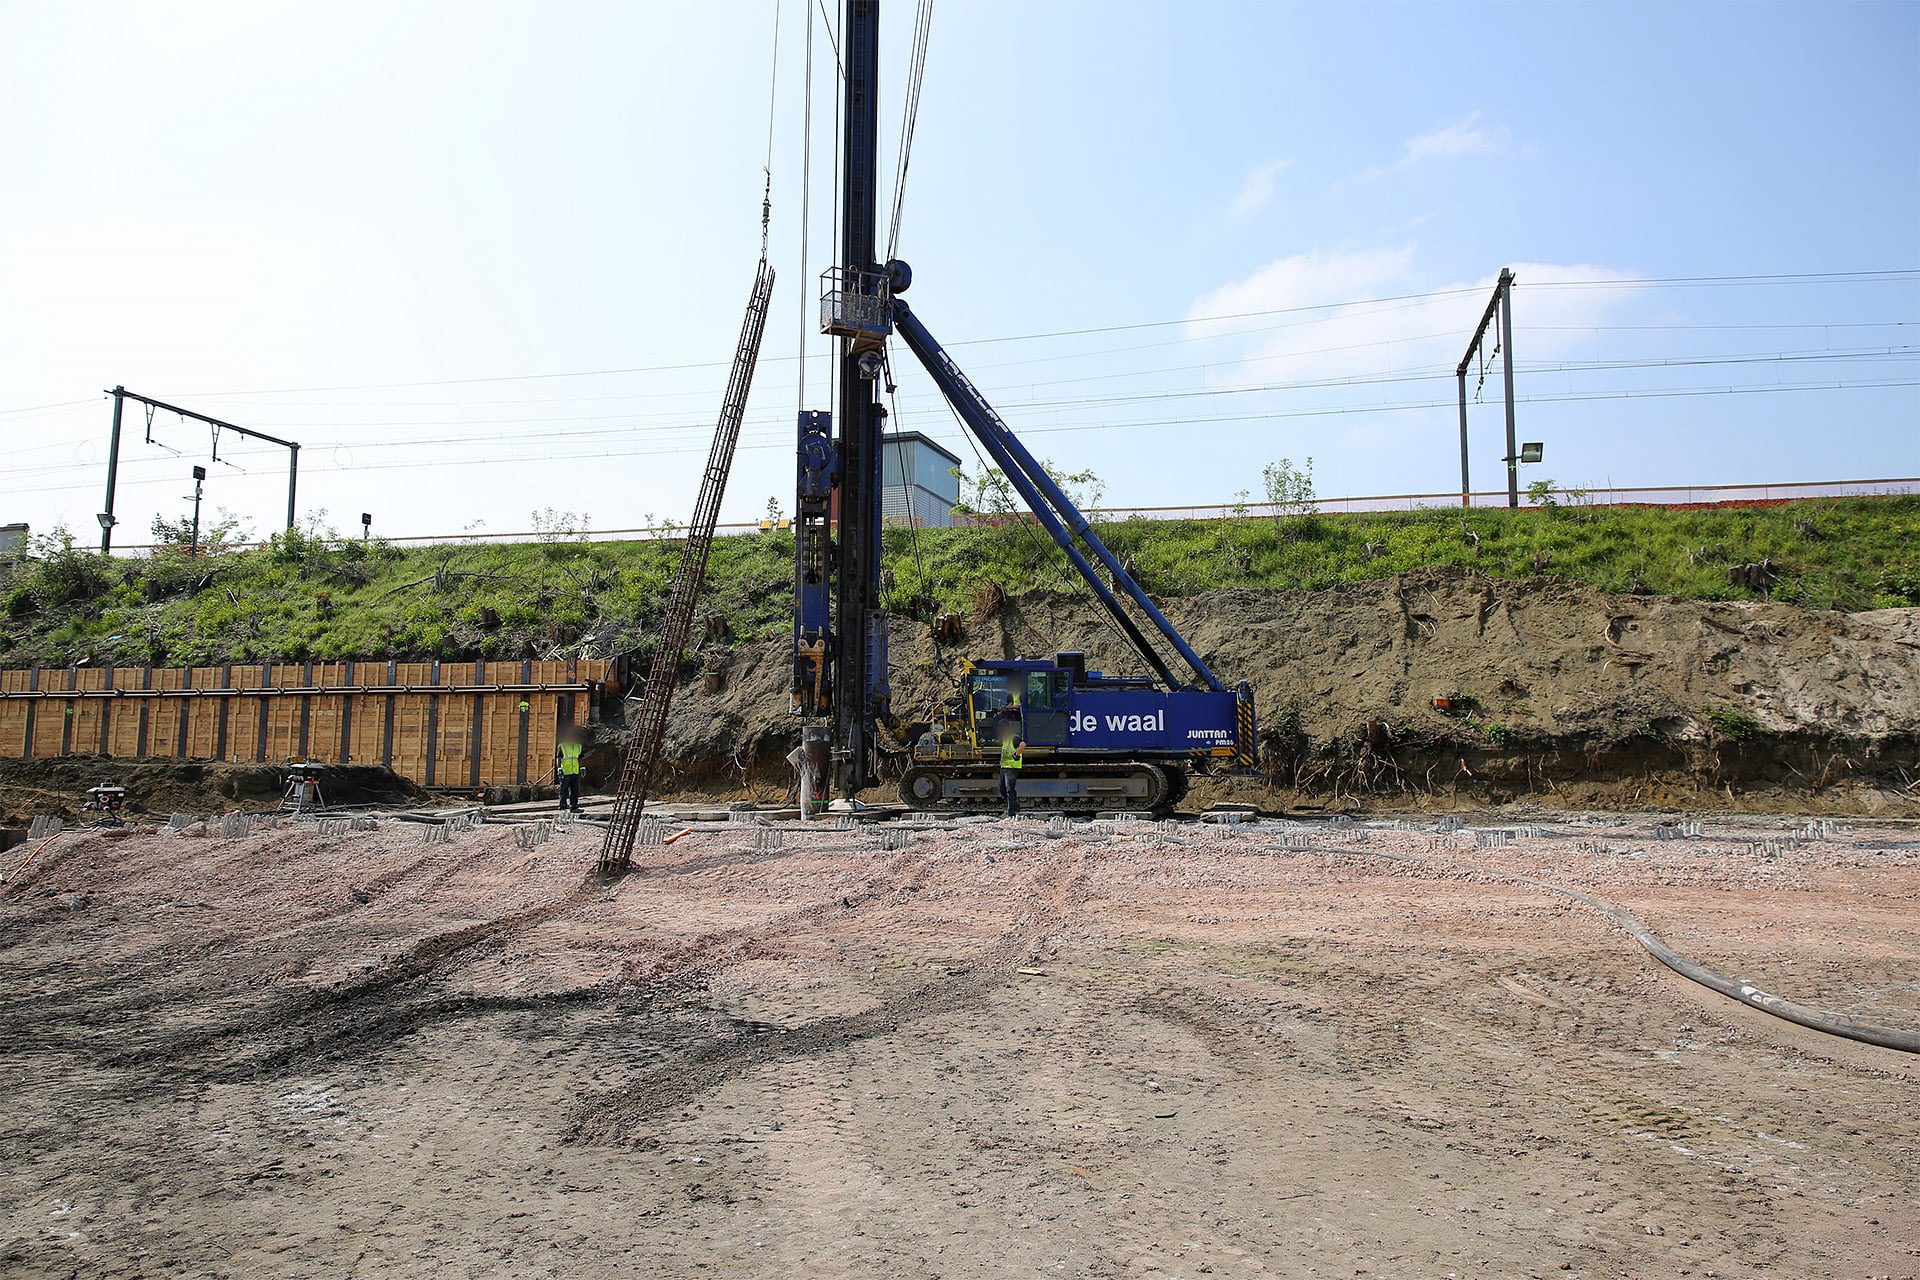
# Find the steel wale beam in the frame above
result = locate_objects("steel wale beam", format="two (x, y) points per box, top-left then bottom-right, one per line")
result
(892, 299), (1224, 693)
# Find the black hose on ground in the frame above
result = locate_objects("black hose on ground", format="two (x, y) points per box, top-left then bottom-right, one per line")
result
(1326, 846), (1920, 1056)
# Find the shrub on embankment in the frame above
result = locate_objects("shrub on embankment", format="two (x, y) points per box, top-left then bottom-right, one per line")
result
(0, 496), (1916, 669)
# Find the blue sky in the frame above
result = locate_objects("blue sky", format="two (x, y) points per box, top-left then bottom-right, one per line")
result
(2, 0), (1915, 543)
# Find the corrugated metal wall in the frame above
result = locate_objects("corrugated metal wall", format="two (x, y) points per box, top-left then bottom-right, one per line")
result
(880, 485), (955, 528)
(0, 658), (609, 789)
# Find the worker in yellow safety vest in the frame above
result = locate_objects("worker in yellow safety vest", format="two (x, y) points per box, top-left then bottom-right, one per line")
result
(554, 726), (584, 813)
(998, 725), (1024, 817)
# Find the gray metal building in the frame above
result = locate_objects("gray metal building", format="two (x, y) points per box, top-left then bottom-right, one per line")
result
(880, 432), (961, 528)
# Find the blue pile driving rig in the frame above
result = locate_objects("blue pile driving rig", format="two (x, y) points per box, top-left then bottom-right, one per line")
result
(791, 0), (1256, 814)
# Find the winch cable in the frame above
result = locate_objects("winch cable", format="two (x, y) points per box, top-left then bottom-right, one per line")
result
(881, 346), (947, 719)
(884, 0), (934, 263)
(763, 0), (782, 213)
(883, 348), (931, 595)
(795, 0), (815, 418)
(814, 0), (844, 77)
(1324, 844), (1920, 1055)
(595, 7), (782, 875)
(871, 0), (1171, 688)
(878, 0), (1174, 702)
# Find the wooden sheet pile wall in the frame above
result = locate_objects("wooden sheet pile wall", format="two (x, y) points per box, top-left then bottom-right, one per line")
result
(0, 658), (611, 789)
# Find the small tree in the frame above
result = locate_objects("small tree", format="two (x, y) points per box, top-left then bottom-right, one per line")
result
(24, 527), (115, 608)
(149, 507), (252, 556)
(765, 496), (783, 526)
(949, 460), (1105, 518)
(530, 508), (590, 542)
(1045, 459), (1106, 514)
(1261, 456), (1316, 539)
(949, 464), (1018, 517)
(1527, 478), (1558, 509)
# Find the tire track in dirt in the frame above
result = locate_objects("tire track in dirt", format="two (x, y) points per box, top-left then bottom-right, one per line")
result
(0, 844), (473, 1033)
(73, 840), (954, 1081)
(228, 844), (916, 1081)
(606, 844), (935, 996)
(105, 880), (606, 1078)
(568, 844), (1094, 1146)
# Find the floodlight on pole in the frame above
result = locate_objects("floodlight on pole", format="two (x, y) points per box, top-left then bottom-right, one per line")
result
(360, 512), (372, 542)
(1519, 442), (1543, 464)
(188, 465), (207, 555)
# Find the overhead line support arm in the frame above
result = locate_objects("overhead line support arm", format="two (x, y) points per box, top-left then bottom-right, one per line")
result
(102, 387), (305, 537)
(1454, 268), (1517, 509)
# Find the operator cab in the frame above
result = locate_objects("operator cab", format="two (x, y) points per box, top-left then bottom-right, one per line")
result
(962, 653), (1105, 748)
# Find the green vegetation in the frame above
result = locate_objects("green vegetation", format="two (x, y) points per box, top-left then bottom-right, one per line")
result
(1261, 456), (1317, 537)
(1707, 707), (1764, 742)
(887, 494), (1920, 615)
(0, 496), (1915, 668)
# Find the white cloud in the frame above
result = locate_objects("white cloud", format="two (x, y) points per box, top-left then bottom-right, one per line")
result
(1382, 204), (1458, 235)
(1361, 112), (1506, 181)
(1178, 254), (1641, 499)
(1186, 253), (1643, 387)
(1187, 247), (1417, 332)
(1228, 158), (1293, 219)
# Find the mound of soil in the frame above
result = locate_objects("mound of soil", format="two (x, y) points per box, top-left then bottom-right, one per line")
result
(0, 757), (426, 822)
(651, 567), (1920, 814)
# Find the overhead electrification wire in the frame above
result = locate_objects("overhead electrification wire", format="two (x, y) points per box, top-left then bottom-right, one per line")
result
(1529, 268), (1919, 290)
(1533, 320), (1918, 333)
(0, 398), (96, 417)
(143, 287), (1496, 399)
(38, 343), (1897, 450)
(141, 314), (1914, 416)
(7, 378), (1913, 503)
(150, 271), (1915, 402)
(159, 292), (1500, 414)
(11, 351), (1914, 486)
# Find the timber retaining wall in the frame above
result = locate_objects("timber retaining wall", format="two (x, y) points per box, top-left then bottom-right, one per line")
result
(0, 659), (613, 789)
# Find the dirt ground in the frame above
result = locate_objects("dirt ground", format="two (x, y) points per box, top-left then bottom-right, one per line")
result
(2, 811), (1917, 1279)
(0, 758), (424, 826)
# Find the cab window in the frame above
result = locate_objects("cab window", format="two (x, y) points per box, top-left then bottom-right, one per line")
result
(1025, 671), (1063, 710)
(970, 674), (1013, 723)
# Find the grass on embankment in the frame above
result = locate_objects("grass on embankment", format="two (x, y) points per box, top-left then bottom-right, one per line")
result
(2, 496), (1916, 668)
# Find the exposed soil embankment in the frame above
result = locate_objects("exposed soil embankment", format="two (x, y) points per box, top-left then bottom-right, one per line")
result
(650, 568), (1920, 814)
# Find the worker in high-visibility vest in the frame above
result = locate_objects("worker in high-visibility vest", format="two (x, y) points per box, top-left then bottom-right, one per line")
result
(554, 726), (584, 813)
(998, 726), (1024, 817)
